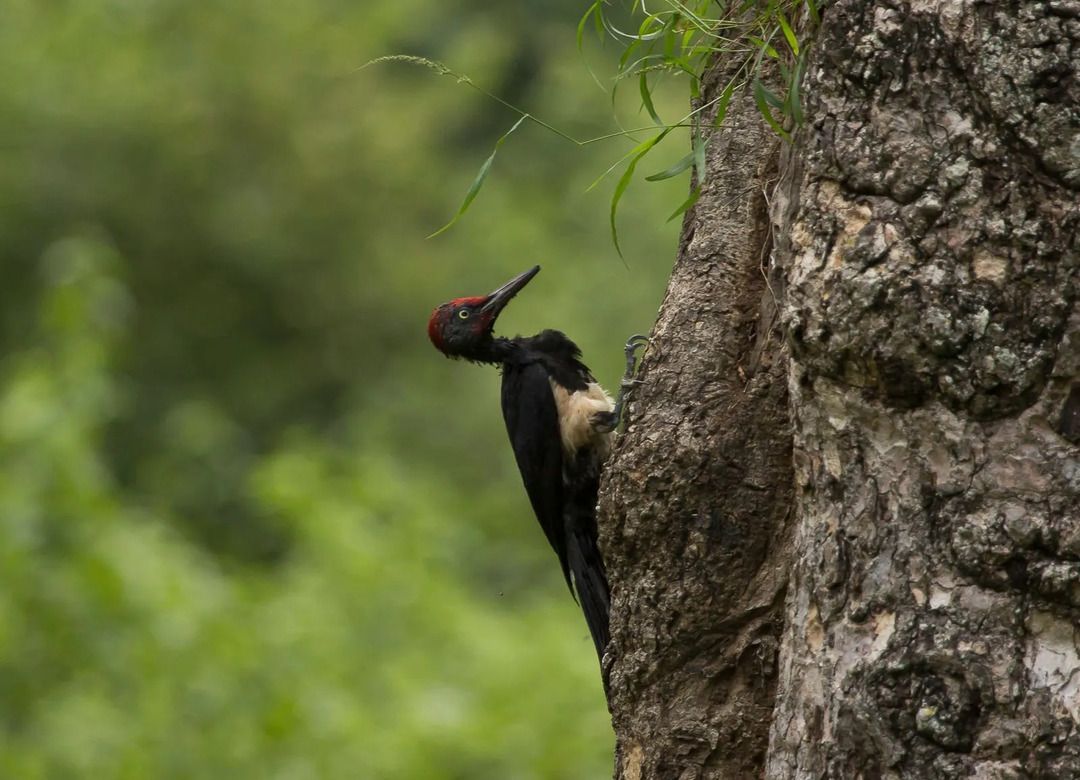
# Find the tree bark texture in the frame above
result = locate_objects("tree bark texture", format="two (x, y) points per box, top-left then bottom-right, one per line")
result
(601, 0), (1080, 778)
(598, 58), (794, 779)
(769, 0), (1080, 777)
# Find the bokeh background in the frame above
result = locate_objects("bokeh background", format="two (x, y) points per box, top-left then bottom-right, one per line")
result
(0, 1), (686, 777)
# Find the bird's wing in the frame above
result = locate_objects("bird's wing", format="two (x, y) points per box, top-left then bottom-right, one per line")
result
(501, 360), (572, 593)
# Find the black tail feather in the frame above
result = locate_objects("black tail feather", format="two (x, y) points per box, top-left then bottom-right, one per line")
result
(562, 450), (611, 661)
(567, 524), (611, 660)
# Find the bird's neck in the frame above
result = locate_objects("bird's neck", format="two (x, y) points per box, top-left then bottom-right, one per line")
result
(465, 335), (516, 365)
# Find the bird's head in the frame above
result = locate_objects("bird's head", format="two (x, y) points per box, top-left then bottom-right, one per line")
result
(428, 265), (540, 360)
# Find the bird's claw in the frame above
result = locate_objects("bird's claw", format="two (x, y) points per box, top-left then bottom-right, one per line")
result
(611, 334), (651, 432)
(623, 334), (650, 370)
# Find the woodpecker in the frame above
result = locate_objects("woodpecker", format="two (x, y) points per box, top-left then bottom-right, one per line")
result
(427, 265), (646, 660)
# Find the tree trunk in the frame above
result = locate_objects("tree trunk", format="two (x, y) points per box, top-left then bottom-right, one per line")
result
(600, 0), (1080, 778)
(598, 55), (795, 778)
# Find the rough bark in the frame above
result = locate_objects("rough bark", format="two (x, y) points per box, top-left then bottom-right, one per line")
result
(769, 0), (1080, 776)
(601, 0), (1080, 778)
(598, 59), (794, 779)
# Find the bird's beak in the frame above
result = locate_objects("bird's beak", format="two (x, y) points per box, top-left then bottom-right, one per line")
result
(480, 265), (540, 317)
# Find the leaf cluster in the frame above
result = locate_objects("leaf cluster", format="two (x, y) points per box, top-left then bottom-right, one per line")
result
(583, 0), (817, 245)
(382, 0), (817, 252)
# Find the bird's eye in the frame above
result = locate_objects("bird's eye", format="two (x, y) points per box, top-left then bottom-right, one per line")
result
(458, 310), (470, 319)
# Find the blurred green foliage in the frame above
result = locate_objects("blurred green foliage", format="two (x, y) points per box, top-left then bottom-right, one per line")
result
(0, 1), (683, 776)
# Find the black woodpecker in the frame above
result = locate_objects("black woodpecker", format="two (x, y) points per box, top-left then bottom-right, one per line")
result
(427, 265), (646, 661)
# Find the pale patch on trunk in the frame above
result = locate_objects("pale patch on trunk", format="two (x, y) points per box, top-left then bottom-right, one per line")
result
(1025, 610), (1080, 723)
(972, 248), (1008, 282)
(621, 742), (644, 780)
(548, 379), (614, 458)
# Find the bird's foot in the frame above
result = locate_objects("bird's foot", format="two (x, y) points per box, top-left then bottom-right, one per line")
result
(623, 335), (650, 379)
(610, 334), (651, 431)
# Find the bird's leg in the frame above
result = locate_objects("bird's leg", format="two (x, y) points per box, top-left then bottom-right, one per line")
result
(597, 335), (650, 433)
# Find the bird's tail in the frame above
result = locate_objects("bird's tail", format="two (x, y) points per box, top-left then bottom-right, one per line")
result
(567, 523), (611, 661)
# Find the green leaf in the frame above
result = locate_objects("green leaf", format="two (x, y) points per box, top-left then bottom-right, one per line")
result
(576, 4), (595, 53)
(428, 115), (528, 238)
(645, 151), (696, 182)
(585, 155), (629, 193)
(662, 14), (680, 59)
(804, 0), (821, 26)
(777, 12), (799, 56)
(666, 185), (702, 222)
(753, 80), (791, 142)
(617, 33), (641, 78)
(639, 72), (664, 127)
(755, 80), (785, 109)
(693, 130), (707, 184)
(610, 130), (670, 257)
(681, 25), (697, 56)
(748, 37), (779, 59)
(789, 52), (806, 126)
(713, 81), (736, 128)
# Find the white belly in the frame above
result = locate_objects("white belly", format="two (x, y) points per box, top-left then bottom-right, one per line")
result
(549, 379), (615, 459)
